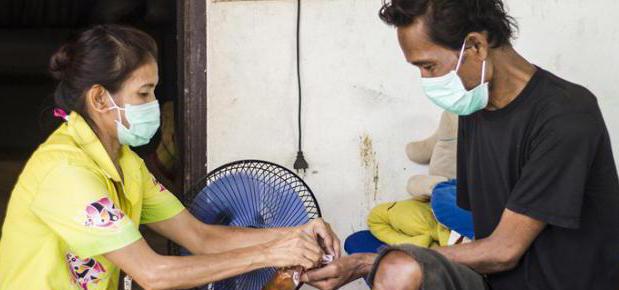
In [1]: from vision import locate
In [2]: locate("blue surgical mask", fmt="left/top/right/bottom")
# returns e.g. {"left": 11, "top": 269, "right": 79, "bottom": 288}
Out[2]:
{"left": 106, "top": 92, "right": 160, "bottom": 147}
{"left": 420, "top": 41, "right": 489, "bottom": 116}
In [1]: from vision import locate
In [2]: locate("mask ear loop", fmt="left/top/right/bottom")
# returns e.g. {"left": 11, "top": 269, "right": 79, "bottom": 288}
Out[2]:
{"left": 480, "top": 60, "right": 487, "bottom": 85}
{"left": 104, "top": 91, "right": 125, "bottom": 125}
{"left": 455, "top": 40, "right": 467, "bottom": 72}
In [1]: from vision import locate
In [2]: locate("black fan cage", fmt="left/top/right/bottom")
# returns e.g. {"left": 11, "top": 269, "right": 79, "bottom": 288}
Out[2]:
{"left": 183, "top": 160, "right": 322, "bottom": 290}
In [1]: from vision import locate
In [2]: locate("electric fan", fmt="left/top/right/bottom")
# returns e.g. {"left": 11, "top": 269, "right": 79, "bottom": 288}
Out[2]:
{"left": 183, "top": 160, "right": 322, "bottom": 290}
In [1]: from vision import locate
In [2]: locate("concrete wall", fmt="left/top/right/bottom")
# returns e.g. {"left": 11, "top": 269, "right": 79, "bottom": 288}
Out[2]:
{"left": 205, "top": 1, "right": 619, "bottom": 288}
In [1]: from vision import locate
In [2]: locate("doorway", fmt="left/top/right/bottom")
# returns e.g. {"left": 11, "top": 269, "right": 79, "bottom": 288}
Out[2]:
{"left": 0, "top": 0, "right": 208, "bottom": 257}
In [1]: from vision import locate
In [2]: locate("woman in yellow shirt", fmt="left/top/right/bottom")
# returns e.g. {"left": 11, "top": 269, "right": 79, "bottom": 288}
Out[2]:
{"left": 0, "top": 25, "right": 339, "bottom": 290}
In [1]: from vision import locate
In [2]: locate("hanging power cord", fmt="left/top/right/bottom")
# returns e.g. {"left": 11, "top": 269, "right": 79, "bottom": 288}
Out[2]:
{"left": 293, "top": 0, "right": 309, "bottom": 173}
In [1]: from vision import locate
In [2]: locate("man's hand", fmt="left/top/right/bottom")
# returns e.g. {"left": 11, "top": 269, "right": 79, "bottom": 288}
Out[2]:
{"left": 301, "top": 253, "right": 376, "bottom": 290}
{"left": 298, "top": 218, "right": 342, "bottom": 258}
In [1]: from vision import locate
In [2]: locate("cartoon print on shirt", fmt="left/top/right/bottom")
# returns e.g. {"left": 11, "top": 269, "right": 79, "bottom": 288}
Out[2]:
{"left": 83, "top": 197, "right": 124, "bottom": 228}
{"left": 66, "top": 253, "right": 106, "bottom": 290}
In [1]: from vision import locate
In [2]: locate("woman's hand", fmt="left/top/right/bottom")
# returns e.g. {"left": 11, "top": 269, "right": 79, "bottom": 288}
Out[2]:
{"left": 298, "top": 218, "right": 342, "bottom": 258}
{"left": 264, "top": 231, "right": 324, "bottom": 270}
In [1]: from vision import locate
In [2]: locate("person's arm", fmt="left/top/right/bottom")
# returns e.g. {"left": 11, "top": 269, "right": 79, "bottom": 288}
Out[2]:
{"left": 302, "top": 209, "right": 545, "bottom": 289}
{"left": 438, "top": 112, "right": 603, "bottom": 273}
{"left": 433, "top": 208, "right": 545, "bottom": 273}
{"left": 105, "top": 231, "right": 324, "bottom": 290}
{"left": 146, "top": 210, "right": 286, "bottom": 254}
{"left": 140, "top": 164, "right": 341, "bottom": 257}
{"left": 301, "top": 253, "right": 377, "bottom": 290}
{"left": 147, "top": 210, "right": 341, "bottom": 256}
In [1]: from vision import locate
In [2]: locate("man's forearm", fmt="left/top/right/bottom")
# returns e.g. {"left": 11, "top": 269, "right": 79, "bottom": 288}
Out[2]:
{"left": 433, "top": 209, "right": 545, "bottom": 274}
{"left": 346, "top": 243, "right": 511, "bottom": 279}
{"left": 433, "top": 238, "right": 517, "bottom": 274}
{"left": 353, "top": 253, "right": 379, "bottom": 278}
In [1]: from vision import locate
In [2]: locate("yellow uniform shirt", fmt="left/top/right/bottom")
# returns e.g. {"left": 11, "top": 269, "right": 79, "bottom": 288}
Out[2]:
{"left": 0, "top": 112, "right": 185, "bottom": 290}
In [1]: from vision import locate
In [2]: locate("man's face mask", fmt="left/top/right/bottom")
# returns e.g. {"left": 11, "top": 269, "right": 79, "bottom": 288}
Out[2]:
{"left": 420, "top": 40, "right": 489, "bottom": 116}
{"left": 106, "top": 91, "right": 160, "bottom": 147}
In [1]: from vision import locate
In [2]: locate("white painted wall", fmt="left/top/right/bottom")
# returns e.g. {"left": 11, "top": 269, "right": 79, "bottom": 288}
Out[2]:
{"left": 205, "top": 1, "right": 619, "bottom": 289}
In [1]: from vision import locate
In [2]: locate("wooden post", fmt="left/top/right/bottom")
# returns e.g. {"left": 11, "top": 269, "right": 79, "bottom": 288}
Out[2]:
{"left": 177, "top": 0, "right": 208, "bottom": 205}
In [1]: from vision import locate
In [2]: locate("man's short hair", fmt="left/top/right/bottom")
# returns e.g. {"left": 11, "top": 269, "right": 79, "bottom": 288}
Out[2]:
{"left": 379, "top": 0, "right": 518, "bottom": 49}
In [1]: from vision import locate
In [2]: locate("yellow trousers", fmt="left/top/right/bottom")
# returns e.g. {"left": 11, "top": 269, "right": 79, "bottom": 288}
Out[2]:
{"left": 368, "top": 200, "right": 450, "bottom": 248}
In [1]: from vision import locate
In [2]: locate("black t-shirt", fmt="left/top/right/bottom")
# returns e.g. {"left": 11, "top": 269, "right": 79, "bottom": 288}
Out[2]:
{"left": 457, "top": 67, "right": 619, "bottom": 290}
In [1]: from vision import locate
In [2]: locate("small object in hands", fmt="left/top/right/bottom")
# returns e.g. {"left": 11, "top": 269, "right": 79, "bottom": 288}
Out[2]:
{"left": 262, "top": 255, "right": 334, "bottom": 290}
{"left": 123, "top": 275, "right": 132, "bottom": 290}
{"left": 263, "top": 266, "right": 302, "bottom": 290}
{"left": 321, "top": 254, "right": 334, "bottom": 265}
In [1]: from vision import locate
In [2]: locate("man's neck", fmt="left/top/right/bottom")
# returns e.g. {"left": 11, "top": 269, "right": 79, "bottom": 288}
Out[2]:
{"left": 486, "top": 46, "right": 537, "bottom": 110}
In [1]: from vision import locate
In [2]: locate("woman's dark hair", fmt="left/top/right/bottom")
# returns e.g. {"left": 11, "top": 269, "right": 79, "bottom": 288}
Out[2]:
{"left": 379, "top": 0, "right": 518, "bottom": 49}
{"left": 49, "top": 24, "right": 158, "bottom": 116}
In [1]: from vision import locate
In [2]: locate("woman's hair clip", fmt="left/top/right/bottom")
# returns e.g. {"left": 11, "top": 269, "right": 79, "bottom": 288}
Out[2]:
{"left": 53, "top": 108, "right": 69, "bottom": 122}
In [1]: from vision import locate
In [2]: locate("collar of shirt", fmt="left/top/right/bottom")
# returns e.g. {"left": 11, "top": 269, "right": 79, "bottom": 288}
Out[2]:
{"left": 65, "top": 112, "right": 141, "bottom": 206}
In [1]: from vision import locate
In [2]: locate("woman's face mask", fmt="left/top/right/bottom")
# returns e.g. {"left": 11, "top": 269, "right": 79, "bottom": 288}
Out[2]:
{"left": 420, "top": 41, "right": 489, "bottom": 116}
{"left": 106, "top": 91, "right": 160, "bottom": 147}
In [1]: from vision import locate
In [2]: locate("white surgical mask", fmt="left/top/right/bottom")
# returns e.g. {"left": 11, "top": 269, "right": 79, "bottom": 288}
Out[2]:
{"left": 420, "top": 41, "right": 489, "bottom": 116}
{"left": 106, "top": 92, "right": 160, "bottom": 147}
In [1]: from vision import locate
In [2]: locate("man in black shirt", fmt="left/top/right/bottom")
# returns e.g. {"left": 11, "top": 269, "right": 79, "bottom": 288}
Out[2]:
{"left": 302, "top": 0, "right": 619, "bottom": 289}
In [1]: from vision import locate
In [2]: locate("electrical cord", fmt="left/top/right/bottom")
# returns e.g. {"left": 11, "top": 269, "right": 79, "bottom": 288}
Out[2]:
{"left": 293, "top": 0, "right": 309, "bottom": 172}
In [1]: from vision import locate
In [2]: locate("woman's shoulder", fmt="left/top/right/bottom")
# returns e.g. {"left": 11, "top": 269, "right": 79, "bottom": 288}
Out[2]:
{"left": 13, "top": 151, "right": 107, "bottom": 205}
{"left": 22, "top": 140, "right": 103, "bottom": 187}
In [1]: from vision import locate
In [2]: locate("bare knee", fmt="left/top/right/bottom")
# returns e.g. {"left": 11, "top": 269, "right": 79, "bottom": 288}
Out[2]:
{"left": 373, "top": 250, "right": 423, "bottom": 290}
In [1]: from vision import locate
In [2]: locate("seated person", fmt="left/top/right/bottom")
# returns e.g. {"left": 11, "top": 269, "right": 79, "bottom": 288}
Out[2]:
{"left": 0, "top": 25, "right": 339, "bottom": 290}
{"left": 302, "top": 1, "right": 619, "bottom": 290}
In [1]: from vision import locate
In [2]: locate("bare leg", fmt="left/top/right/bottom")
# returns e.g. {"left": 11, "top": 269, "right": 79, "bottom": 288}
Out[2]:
{"left": 373, "top": 250, "right": 423, "bottom": 290}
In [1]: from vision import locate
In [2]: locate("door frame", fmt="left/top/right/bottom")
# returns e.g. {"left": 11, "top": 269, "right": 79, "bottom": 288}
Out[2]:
{"left": 177, "top": 0, "right": 208, "bottom": 204}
